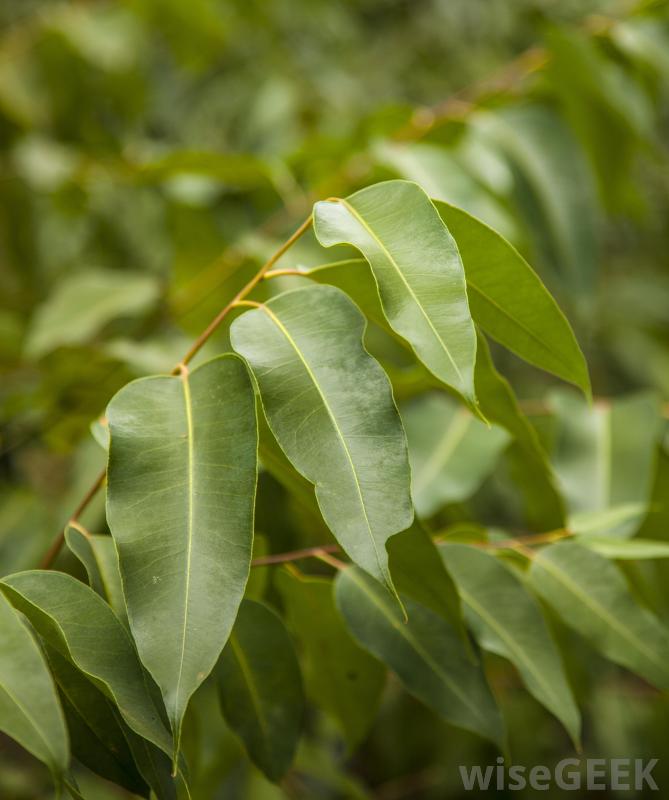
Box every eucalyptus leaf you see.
[440,543,580,746]
[217,600,304,782]
[106,353,258,757]
[529,541,669,690]
[0,590,69,780]
[313,180,478,406]
[231,284,412,594]
[335,567,504,749]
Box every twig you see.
[38,215,313,569]
[251,543,341,567]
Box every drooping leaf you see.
[548,390,662,537]
[402,392,509,517]
[230,284,413,594]
[475,334,565,529]
[313,180,478,406]
[106,353,258,757]
[440,543,580,746]
[335,567,504,749]
[0,570,172,756]
[435,201,590,396]
[528,541,669,690]
[217,600,304,782]
[45,647,149,797]
[276,569,385,750]
[25,268,160,358]
[0,591,69,780]
[65,524,126,624]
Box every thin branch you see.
[38,215,313,569]
[251,543,341,567]
[40,468,106,569]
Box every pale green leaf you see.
[106,353,258,757]
[574,536,669,560]
[335,567,504,749]
[440,543,580,746]
[25,268,160,358]
[0,570,173,756]
[230,284,412,594]
[217,600,304,782]
[528,541,669,690]
[0,591,69,779]
[313,180,478,406]
[402,392,509,516]
[435,201,590,396]
[276,569,385,750]
[549,391,662,537]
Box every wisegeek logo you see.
[458,758,659,792]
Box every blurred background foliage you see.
[2,0,669,797]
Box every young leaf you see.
[313,180,478,406]
[402,392,509,516]
[106,353,258,757]
[548,390,662,536]
[65,525,126,624]
[217,600,304,782]
[276,569,385,750]
[335,567,505,749]
[528,541,669,690]
[440,543,580,746]
[230,284,413,594]
[0,570,172,756]
[435,201,590,396]
[0,591,69,780]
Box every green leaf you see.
[574,536,669,560]
[45,647,149,797]
[335,567,504,749]
[217,600,304,782]
[313,180,478,406]
[106,353,258,757]
[25,268,160,358]
[475,334,566,529]
[548,391,662,536]
[402,392,509,516]
[0,570,173,756]
[440,543,580,746]
[0,590,69,780]
[230,284,412,594]
[276,569,385,750]
[435,201,590,396]
[65,525,126,624]
[528,541,669,690]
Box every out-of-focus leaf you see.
[217,600,304,782]
[569,504,649,537]
[25,268,161,358]
[548,391,662,537]
[313,180,478,407]
[440,543,580,746]
[0,591,69,780]
[529,541,669,690]
[0,571,173,756]
[65,525,126,624]
[276,569,385,750]
[335,567,505,749]
[106,354,258,759]
[475,334,565,529]
[575,537,669,560]
[402,392,509,517]
[436,201,590,396]
[231,285,413,595]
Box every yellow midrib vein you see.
[173,369,195,730]
[338,198,464,384]
[259,304,386,581]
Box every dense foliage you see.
[2,1,669,798]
